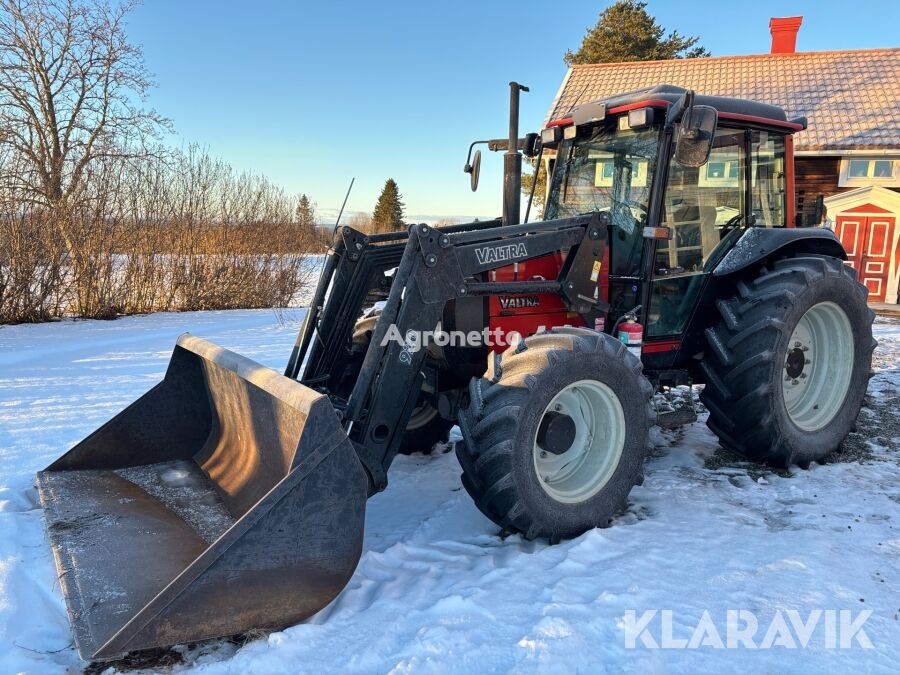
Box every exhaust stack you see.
[503,81,529,226]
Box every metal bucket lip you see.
[173,334,327,414]
[39,335,365,661]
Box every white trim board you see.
[823,185,900,214]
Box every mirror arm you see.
[681,90,696,135]
[464,140,490,172]
[665,90,695,131]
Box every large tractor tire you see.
[700,256,875,468]
[457,327,654,542]
[352,309,454,455]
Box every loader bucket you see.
[36,334,367,662]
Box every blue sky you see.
[128,1,898,222]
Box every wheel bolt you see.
[554,404,562,411]
[805,358,811,364]
[802,346,809,352]
[540,451,547,458]
[800,373,807,379]
[792,379,799,385]
[794,341,801,348]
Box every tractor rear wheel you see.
[457,327,654,542]
[352,309,454,455]
[700,256,875,467]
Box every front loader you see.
[39,83,874,661]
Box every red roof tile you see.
[546,49,900,152]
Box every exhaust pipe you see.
[503,81,529,226]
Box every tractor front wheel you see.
[700,256,875,467]
[457,327,654,542]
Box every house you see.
[545,17,900,303]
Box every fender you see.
[657,227,850,370]
[713,227,846,277]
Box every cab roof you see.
[548,84,806,132]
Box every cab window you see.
[647,128,746,336]
[751,130,786,227]
[646,128,788,337]
[544,121,660,277]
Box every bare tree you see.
[0,1,322,323]
[347,211,374,233]
[0,0,167,255]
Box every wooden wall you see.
[795,157,842,225]
[794,157,900,225]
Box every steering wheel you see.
[718,213,745,237]
[624,199,648,216]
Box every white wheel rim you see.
[533,380,626,504]
[781,301,854,432]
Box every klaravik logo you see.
[475,242,528,266]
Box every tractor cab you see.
[539,84,804,341]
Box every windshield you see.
[544,120,661,275]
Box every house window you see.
[699,158,740,186]
[593,154,648,187]
[838,158,900,187]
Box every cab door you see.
[647,128,747,337]
[645,128,787,363]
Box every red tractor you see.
[39,83,873,660]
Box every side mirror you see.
[523,132,540,158]
[464,149,482,192]
[674,105,717,168]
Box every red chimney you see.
[769,16,802,54]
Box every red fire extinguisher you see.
[618,315,643,359]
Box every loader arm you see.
[285,215,610,493]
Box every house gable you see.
[824,186,900,215]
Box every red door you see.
[835,214,897,302]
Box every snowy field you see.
[0,310,898,674]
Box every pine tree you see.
[564,0,709,65]
[296,193,317,228]
[372,179,405,233]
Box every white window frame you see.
[838,157,900,188]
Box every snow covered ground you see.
[0,310,898,674]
